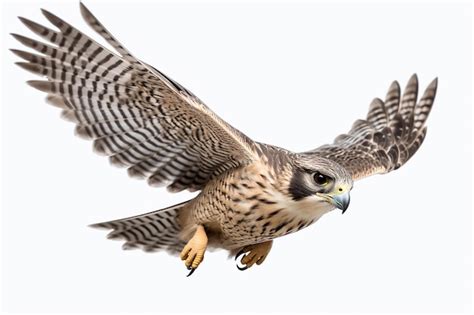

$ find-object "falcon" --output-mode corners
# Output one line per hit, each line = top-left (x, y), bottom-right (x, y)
(11, 3), (437, 276)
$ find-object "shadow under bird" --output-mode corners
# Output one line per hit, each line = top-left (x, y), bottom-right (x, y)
(11, 3), (437, 276)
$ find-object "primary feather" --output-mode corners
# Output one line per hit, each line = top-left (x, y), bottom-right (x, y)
(12, 4), (259, 193)
(307, 74), (437, 180)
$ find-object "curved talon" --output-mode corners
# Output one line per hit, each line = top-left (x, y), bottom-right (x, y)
(186, 267), (196, 277)
(235, 256), (249, 271)
(180, 225), (207, 277)
(236, 263), (249, 271)
(234, 248), (246, 261)
(234, 241), (272, 271)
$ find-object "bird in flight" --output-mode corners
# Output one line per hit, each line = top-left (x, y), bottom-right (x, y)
(12, 3), (437, 276)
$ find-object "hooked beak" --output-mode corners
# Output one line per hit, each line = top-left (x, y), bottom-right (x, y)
(332, 192), (350, 214)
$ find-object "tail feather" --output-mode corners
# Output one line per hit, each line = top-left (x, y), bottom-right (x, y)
(91, 200), (190, 254)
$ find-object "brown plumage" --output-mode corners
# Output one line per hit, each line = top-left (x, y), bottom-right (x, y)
(11, 3), (437, 275)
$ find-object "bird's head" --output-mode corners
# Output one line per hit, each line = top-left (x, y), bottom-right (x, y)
(288, 154), (353, 213)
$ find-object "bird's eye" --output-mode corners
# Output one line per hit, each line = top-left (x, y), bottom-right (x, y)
(313, 172), (331, 186)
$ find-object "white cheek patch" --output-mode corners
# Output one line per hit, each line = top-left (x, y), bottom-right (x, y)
(287, 195), (336, 221)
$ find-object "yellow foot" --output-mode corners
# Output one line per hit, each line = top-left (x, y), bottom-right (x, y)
(180, 225), (208, 277)
(235, 240), (273, 271)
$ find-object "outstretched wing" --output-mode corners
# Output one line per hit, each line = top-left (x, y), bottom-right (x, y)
(305, 75), (437, 180)
(12, 3), (259, 192)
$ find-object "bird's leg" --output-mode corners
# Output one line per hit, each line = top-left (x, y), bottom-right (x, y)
(235, 240), (273, 271)
(180, 225), (208, 277)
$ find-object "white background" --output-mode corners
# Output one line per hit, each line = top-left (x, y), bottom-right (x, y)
(1, 0), (472, 313)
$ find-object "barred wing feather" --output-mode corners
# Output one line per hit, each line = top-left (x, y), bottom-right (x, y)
(306, 75), (437, 181)
(12, 3), (258, 192)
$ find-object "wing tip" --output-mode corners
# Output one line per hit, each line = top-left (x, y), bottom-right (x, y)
(88, 222), (109, 230)
(10, 33), (37, 50)
(370, 97), (384, 106)
(418, 76), (438, 104)
(79, 1), (92, 17)
(403, 73), (419, 95)
(9, 48), (25, 58)
(26, 80), (51, 92)
(428, 77), (438, 90)
(17, 16), (44, 34)
(40, 8), (56, 20)
(388, 80), (400, 92)
(17, 16), (29, 24)
(80, 1), (98, 26)
(10, 32), (22, 41)
(408, 73), (418, 84)
(15, 61), (40, 74)
(40, 8), (67, 29)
